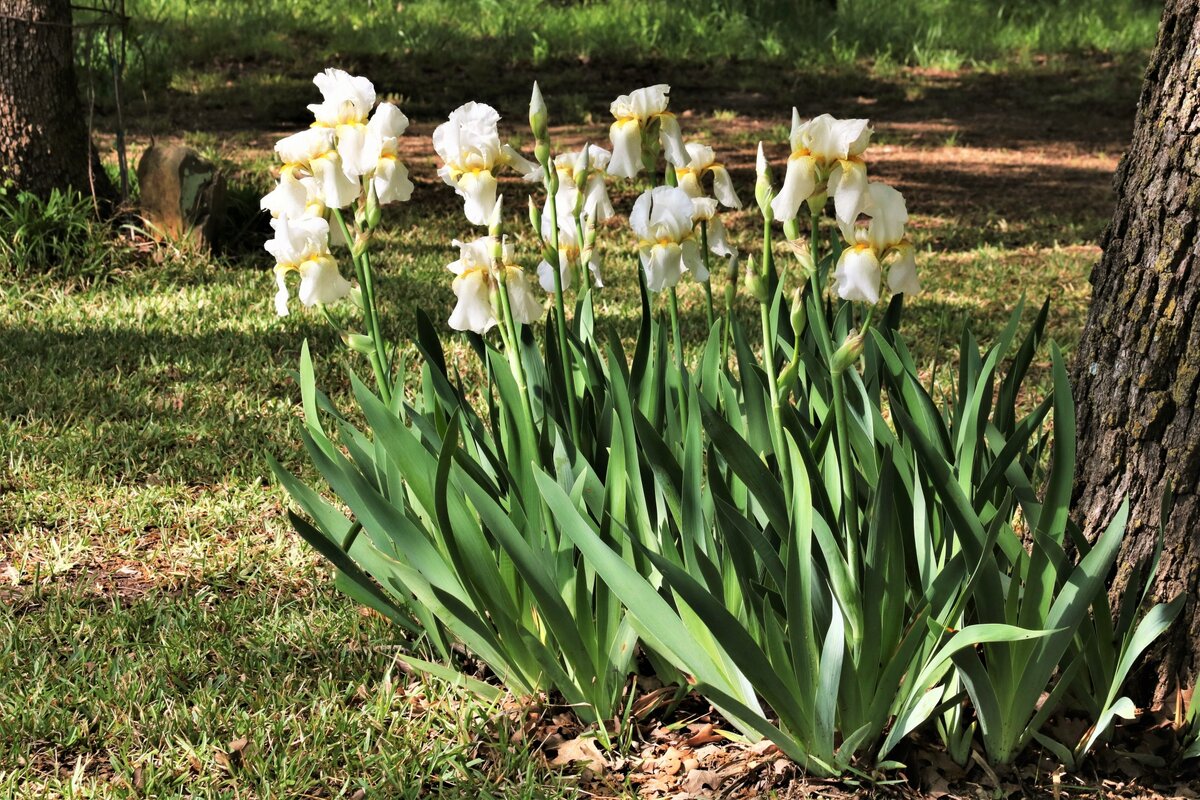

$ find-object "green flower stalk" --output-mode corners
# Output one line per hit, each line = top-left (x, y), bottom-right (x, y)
(530, 82), (581, 441)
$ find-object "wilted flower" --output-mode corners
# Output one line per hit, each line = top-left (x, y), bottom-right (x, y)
(608, 85), (688, 179)
(447, 236), (544, 334)
(552, 144), (615, 223)
(691, 197), (735, 266)
(434, 102), (541, 226)
(832, 182), (918, 303)
(772, 111), (872, 227)
(537, 212), (602, 292)
(266, 216), (351, 316)
(677, 142), (741, 209)
(630, 186), (704, 292)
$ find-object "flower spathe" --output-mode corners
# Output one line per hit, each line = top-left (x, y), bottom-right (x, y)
(677, 142), (742, 209)
(833, 181), (919, 303)
(265, 215), (351, 316)
(447, 236), (544, 334)
(434, 102), (541, 226)
(772, 111), (872, 226)
(630, 186), (704, 292)
(608, 84), (688, 179)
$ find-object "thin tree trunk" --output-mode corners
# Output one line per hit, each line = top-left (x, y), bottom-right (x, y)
(0, 0), (105, 199)
(1071, 0), (1200, 705)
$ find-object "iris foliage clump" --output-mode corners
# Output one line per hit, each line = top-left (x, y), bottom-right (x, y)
(265, 70), (1179, 775)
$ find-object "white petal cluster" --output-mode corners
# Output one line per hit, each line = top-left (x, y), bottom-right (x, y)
(434, 102), (541, 226)
(447, 237), (544, 334)
(630, 186), (705, 292)
(608, 85), (688, 179)
(677, 142), (741, 209)
(833, 181), (920, 304)
(771, 111), (872, 226)
(261, 69), (415, 315)
(266, 216), (351, 316)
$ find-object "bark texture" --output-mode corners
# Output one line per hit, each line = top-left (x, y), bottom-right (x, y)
(1071, 0), (1200, 704)
(0, 0), (98, 197)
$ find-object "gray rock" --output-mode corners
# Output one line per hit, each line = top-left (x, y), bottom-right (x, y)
(136, 144), (226, 248)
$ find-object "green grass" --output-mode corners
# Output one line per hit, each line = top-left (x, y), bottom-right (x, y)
(73, 0), (1161, 112)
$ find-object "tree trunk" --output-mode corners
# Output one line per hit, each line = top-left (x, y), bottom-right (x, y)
(0, 0), (104, 198)
(1071, 0), (1200, 706)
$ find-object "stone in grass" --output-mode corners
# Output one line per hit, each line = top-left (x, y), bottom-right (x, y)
(136, 143), (226, 249)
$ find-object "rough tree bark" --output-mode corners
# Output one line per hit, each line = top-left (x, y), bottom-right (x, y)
(1071, 0), (1200, 705)
(0, 0), (104, 198)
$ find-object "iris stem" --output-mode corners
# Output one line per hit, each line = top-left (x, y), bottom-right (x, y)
(810, 208), (859, 583)
(543, 164), (582, 442)
(668, 286), (687, 433)
(759, 215), (790, 491)
(700, 220), (715, 331)
(496, 271), (538, 446)
(331, 207), (391, 405)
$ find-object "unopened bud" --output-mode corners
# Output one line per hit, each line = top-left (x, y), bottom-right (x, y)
(725, 250), (740, 283)
(528, 196), (542, 236)
(789, 286), (807, 333)
(535, 140), (551, 167)
(365, 184), (382, 229)
(755, 142), (775, 222)
(831, 332), (866, 375)
(806, 192), (827, 217)
(341, 332), (376, 354)
(529, 81), (548, 142)
(665, 163), (678, 188)
(574, 145), (590, 187)
(488, 195), (504, 238)
(351, 231), (370, 260)
(745, 254), (768, 303)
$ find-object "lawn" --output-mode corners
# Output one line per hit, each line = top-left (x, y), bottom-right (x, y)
(0, 2), (1167, 796)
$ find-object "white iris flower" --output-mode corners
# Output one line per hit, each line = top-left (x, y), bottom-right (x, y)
(608, 85), (688, 179)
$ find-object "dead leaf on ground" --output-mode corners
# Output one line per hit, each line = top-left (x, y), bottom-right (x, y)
(548, 736), (608, 774)
(681, 768), (722, 794)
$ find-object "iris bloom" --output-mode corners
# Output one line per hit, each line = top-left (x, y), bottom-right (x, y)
(630, 186), (704, 292)
(608, 85), (688, 179)
(266, 215), (351, 316)
(833, 182), (919, 303)
(360, 103), (415, 205)
(772, 111), (872, 227)
(447, 237), (544, 334)
(308, 68), (377, 177)
(433, 102), (540, 226)
(677, 142), (741, 209)
(271, 127), (360, 210)
(553, 144), (615, 223)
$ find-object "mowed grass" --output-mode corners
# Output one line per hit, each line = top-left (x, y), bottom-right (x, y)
(0, 135), (1105, 795)
(96, 0), (1160, 95)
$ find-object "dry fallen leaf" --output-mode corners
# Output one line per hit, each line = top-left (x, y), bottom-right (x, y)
(681, 768), (722, 794)
(683, 723), (724, 747)
(549, 736), (608, 774)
